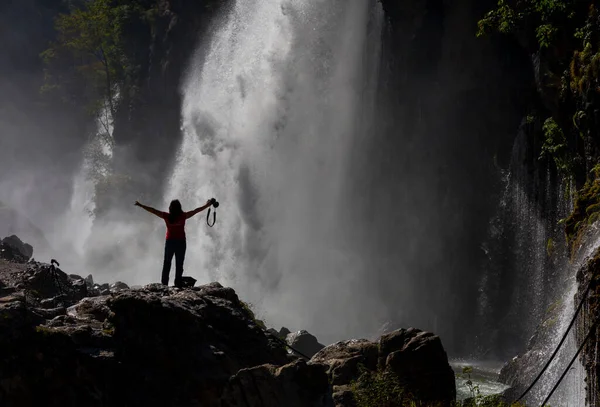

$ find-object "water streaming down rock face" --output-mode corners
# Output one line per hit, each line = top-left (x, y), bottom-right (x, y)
(534, 280), (587, 406)
(477, 122), (586, 405)
(477, 123), (566, 357)
(166, 0), (385, 343)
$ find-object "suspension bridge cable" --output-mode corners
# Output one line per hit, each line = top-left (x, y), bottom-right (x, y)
(540, 317), (599, 407)
(516, 272), (597, 402)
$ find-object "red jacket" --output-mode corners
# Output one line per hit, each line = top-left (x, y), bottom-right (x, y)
(162, 213), (186, 240)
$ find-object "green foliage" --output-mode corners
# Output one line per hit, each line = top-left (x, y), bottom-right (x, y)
(41, 0), (158, 118)
(564, 168), (600, 255)
(350, 365), (415, 407)
(525, 114), (536, 124)
(460, 366), (481, 399)
(569, 6), (600, 98)
(476, 0), (518, 36)
(350, 364), (524, 407)
(536, 23), (558, 48)
(478, 1), (600, 189)
(539, 117), (573, 178)
(476, 0), (570, 49)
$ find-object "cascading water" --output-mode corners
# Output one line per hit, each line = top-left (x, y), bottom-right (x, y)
(166, 0), (384, 342)
(49, 107), (114, 273)
(476, 122), (587, 405)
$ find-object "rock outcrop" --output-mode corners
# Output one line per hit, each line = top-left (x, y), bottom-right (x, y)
(221, 360), (333, 407)
(287, 330), (325, 359)
(0, 279), (303, 407)
(0, 254), (457, 406)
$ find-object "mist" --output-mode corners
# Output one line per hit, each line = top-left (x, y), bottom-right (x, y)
(1, 0), (532, 357)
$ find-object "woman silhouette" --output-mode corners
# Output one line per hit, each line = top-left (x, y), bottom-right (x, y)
(135, 199), (212, 287)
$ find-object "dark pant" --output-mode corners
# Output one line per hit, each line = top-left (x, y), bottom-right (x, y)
(162, 239), (186, 287)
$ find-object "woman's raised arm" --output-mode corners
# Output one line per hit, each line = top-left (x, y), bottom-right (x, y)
(135, 201), (167, 218)
(185, 200), (213, 219)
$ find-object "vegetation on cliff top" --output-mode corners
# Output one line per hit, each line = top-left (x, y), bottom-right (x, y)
(40, 0), (159, 120)
(477, 1), (600, 253)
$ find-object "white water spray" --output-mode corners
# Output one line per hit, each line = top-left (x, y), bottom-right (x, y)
(47, 106), (115, 272)
(477, 123), (587, 405)
(166, 0), (384, 342)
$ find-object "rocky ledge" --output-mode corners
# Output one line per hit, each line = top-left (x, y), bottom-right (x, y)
(0, 238), (457, 407)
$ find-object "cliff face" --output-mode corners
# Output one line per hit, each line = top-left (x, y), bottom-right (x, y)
(574, 233), (600, 406)
(473, 0), (600, 401)
(362, 0), (533, 355)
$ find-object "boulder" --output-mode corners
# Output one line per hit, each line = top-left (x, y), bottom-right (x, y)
(221, 360), (333, 407)
(0, 240), (30, 263)
(311, 328), (456, 406)
(311, 339), (379, 386)
(110, 281), (129, 291)
(286, 330), (325, 359)
(67, 296), (112, 322)
(0, 204), (50, 254)
(379, 328), (456, 403)
(1, 235), (33, 260)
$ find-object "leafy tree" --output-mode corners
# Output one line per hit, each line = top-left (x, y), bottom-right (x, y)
(40, 0), (154, 123)
(476, 0), (573, 49)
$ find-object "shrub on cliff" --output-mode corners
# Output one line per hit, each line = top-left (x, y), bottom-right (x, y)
(40, 0), (160, 119)
(478, 1), (600, 184)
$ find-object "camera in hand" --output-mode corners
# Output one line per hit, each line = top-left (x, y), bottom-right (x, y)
(209, 198), (219, 208)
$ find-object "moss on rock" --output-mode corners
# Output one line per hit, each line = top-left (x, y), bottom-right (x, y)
(565, 173), (600, 255)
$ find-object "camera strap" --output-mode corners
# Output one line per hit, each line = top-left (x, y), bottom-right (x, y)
(206, 207), (217, 227)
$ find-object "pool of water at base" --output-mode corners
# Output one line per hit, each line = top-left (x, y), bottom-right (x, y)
(451, 359), (511, 401)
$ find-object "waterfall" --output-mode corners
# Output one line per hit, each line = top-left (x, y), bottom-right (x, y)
(166, 0), (384, 342)
(48, 106), (114, 273)
(477, 121), (587, 405)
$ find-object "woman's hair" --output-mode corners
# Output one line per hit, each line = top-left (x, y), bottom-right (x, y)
(168, 199), (184, 223)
